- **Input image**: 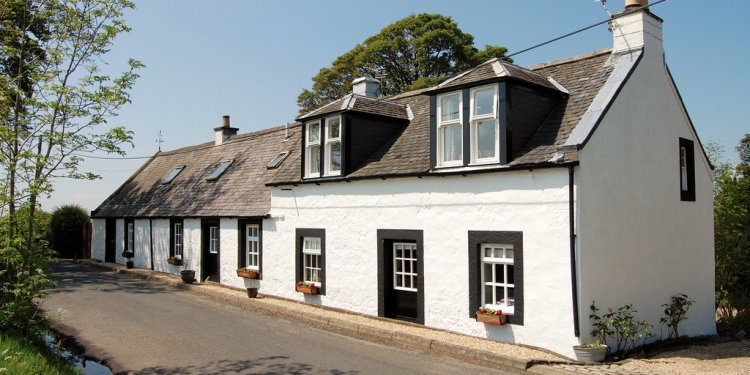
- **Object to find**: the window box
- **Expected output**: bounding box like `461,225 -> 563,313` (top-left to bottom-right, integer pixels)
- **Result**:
476,307 -> 507,325
167,257 -> 183,266
295,281 -> 319,295
236,268 -> 260,279
121,251 -> 134,259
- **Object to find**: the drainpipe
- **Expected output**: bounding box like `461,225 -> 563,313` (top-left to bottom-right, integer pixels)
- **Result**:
569,165 -> 580,337
149,219 -> 154,270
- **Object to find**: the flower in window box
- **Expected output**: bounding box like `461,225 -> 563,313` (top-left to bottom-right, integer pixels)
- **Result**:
236,268 -> 260,279
476,306 -> 507,325
167,256 -> 183,266
295,281 -> 319,295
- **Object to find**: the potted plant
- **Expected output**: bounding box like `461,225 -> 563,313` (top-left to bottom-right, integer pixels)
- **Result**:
295,281 -> 318,295
121,251 -> 134,269
167,256 -> 183,266
475,306 -> 507,325
246,287 -> 258,298
573,340 -> 608,363
236,267 -> 260,279
179,259 -> 195,284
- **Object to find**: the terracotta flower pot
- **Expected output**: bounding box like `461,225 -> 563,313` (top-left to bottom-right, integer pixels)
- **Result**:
475,311 -> 507,325
295,283 -> 318,295
236,269 -> 260,279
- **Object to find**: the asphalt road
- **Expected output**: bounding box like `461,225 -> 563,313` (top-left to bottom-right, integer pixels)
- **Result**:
43,263 -> 511,374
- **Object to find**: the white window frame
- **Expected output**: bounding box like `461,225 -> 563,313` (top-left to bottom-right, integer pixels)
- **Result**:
393,242 -> 418,292
480,243 -> 515,315
324,116 -> 342,176
470,84 -> 499,165
680,145 -> 689,192
436,91 -> 463,167
305,120 -> 321,178
126,222 -> 134,252
302,237 -> 322,285
173,222 -> 183,259
245,224 -> 260,270
209,226 -> 219,254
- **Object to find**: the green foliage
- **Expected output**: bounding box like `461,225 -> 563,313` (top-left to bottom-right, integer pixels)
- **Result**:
0,332 -> 78,375
711,134 -> 750,335
49,204 -> 89,258
660,293 -> 695,340
590,302 -> 653,358
297,13 -> 510,114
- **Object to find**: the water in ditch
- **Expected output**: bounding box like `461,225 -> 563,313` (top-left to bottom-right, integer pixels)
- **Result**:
44,332 -> 112,375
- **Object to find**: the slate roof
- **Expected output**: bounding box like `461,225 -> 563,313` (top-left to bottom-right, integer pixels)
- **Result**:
429,58 -> 560,93
269,48 -> 616,185
92,124 -> 300,218
297,93 -> 410,122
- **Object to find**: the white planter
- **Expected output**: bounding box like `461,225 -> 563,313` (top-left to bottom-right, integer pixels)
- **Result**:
573,345 -> 607,362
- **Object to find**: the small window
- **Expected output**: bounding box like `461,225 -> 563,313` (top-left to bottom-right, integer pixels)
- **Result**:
305,121 -> 321,178
170,219 -> 183,259
325,116 -> 341,176
267,152 -> 289,169
161,166 -> 185,185
393,242 -> 418,291
126,220 -> 134,252
436,92 -> 463,167
303,237 -> 322,285
245,224 -> 260,270
481,244 -> 515,315
209,226 -> 219,253
470,85 -> 499,164
207,159 -> 233,181
679,138 -> 695,201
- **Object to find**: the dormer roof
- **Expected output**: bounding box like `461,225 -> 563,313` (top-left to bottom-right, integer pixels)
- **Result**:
297,94 -> 410,122
426,58 -> 563,94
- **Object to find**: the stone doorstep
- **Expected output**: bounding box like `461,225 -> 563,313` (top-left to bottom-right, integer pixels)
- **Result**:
78,260 -> 547,372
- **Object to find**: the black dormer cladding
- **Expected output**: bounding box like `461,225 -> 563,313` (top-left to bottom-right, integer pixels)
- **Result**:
508,84 -> 562,159
345,113 -> 409,174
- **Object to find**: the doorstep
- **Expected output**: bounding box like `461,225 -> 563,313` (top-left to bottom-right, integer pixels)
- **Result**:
73,259 -> 571,373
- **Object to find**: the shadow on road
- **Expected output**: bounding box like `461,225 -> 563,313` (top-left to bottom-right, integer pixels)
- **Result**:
131,355 -> 360,375
49,262 -> 178,296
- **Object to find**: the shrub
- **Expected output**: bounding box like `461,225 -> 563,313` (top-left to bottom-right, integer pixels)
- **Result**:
49,205 -> 89,259
660,293 -> 695,339
590,302 -> 653,358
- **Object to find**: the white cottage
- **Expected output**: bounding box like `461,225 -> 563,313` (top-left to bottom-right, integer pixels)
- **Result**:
91,1 -> 715,357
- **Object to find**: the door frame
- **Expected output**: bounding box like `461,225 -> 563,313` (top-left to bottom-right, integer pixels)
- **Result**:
201,219 -> 221,282
104,218 -> 116,263
377,229 -> 424,324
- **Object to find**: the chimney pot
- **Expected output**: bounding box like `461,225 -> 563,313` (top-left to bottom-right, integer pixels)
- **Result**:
222,115 -> 230,128
214,115 -> 238,146
625,0 -> 648,9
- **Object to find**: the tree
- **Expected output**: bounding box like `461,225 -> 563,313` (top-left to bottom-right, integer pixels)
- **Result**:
49,204 -> 88,259
297,13 -> 511,114
0,0 -> 140,336
712,134 -> 750,334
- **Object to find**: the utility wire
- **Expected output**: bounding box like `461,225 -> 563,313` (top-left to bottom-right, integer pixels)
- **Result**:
507,0 -> 667,58
73,153 -> 152,160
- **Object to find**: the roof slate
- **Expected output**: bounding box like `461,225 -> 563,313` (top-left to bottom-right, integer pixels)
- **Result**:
432,58 -> 560,92
297,94 -> 409,121
92,124 -> 300,218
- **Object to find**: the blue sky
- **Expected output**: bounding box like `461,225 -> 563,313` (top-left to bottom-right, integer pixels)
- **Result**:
41,0 -> 750,211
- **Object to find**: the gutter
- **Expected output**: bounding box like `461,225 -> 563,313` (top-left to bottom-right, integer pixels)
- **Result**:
568,165 -> 580,337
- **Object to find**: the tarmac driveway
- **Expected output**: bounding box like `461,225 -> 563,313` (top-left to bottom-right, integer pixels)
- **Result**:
42,262 -> 511,374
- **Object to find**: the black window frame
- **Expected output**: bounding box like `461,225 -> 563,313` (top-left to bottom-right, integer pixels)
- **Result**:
468,230 -> 524,325
169,218 -> 184,258
679,137 -> 696,202
238,219 -> 263,278
295,228 -> 326,295
377,229 -> 425,325
124,218 -> 135,253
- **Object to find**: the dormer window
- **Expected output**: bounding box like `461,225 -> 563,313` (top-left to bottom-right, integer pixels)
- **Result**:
437,92 -> 463,167
161,165 -> 185,185
325,116 -> 341,176
305,120 -> 321,178
207,159 -> 233,181
470,85 -> 499,164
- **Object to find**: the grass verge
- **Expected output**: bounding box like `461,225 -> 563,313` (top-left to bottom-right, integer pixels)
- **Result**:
0,332 -> 78,375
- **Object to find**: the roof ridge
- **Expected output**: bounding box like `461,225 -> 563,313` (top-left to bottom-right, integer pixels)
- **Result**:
527,48 -> 612,71
157,123 -> 300,156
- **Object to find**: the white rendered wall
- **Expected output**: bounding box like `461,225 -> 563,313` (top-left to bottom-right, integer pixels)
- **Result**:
266,169 -> 578,355
151,219 -> 179,274
183,219 -> 201,280
576,47 -> 716,345
114,219 -> 125,265
134,219 -> 151,269
91,219 -> 105,261
219,218 -> 239,285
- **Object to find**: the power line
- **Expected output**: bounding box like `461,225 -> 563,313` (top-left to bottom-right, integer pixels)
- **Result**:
73,153 -> 152,160
507,0 -> 667,58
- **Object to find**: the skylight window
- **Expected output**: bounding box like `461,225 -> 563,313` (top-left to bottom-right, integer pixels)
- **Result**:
267,151 -> 289,169
161,165 -> 185,185
207,159 -> 233,181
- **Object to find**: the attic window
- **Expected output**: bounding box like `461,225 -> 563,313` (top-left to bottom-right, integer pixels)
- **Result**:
161,165 -> 185,185
267,152 -> 289,169
207,159 -> 233,181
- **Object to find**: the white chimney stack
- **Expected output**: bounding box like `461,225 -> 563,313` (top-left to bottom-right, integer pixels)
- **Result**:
214,115 -> 238,146
611,0 -> 663,56
352,77 -> 380,98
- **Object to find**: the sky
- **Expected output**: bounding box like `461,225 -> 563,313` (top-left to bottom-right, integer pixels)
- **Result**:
41,0 -> 750,212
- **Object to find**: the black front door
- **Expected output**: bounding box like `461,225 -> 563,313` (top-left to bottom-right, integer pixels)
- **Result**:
385,241 -> 418,322
105,219 -> 116,262
201,220 -> 220,282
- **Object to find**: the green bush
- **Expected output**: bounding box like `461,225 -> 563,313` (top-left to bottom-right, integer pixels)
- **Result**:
49,205 -> 89,259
